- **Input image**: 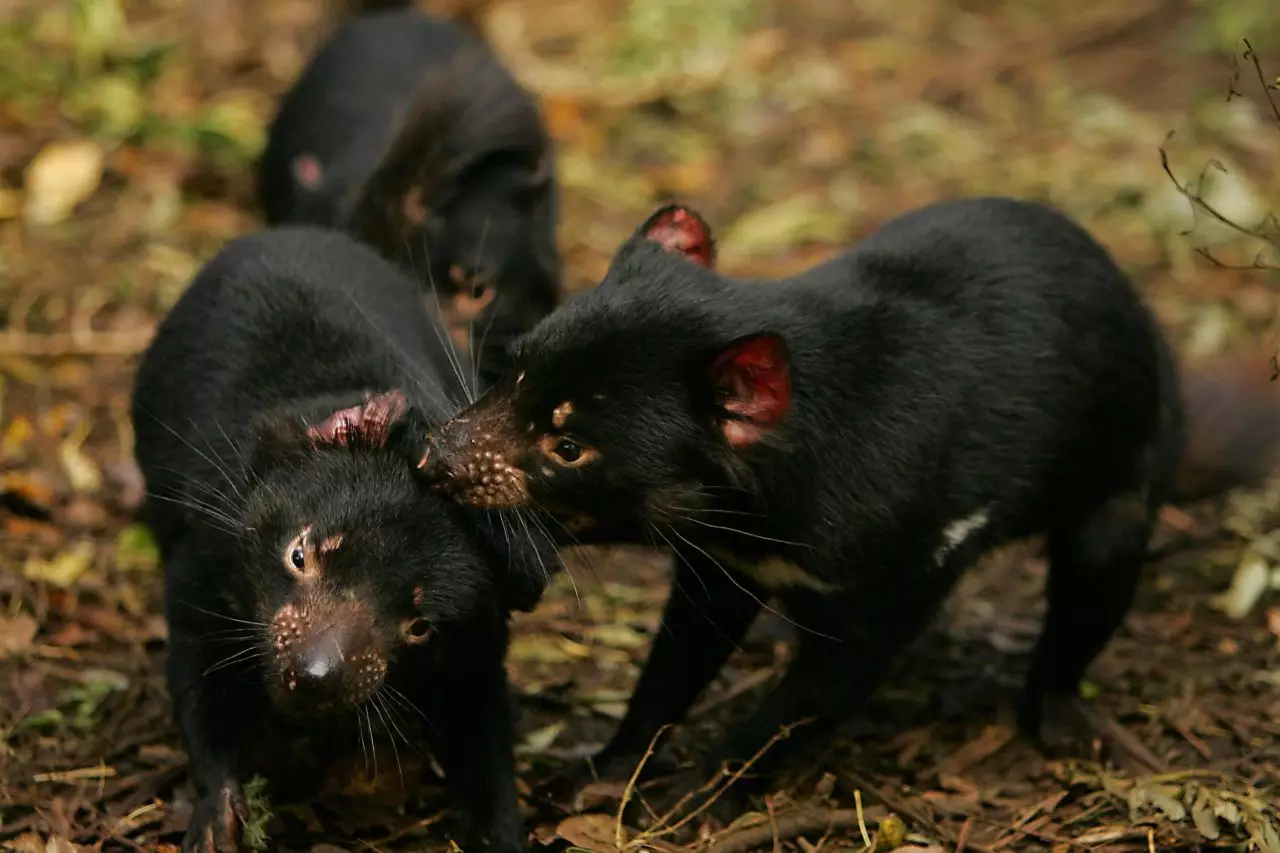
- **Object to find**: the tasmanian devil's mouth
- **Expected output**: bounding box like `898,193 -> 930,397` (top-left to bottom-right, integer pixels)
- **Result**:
269,598 -> 387,717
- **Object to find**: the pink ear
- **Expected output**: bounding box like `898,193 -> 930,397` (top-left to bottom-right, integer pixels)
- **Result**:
639,204 -> 716,268
708,333 -> 791,448
292,153 -> 324,190
308,389 -> 408,449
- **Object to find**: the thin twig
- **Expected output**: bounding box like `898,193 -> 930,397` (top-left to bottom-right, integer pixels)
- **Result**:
633,720 -> 810,846
616,724 -> 674,850
1240,38 -> 1280,127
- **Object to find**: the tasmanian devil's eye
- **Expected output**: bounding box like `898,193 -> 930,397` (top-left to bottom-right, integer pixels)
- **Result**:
404,617 -> 434,644
283,527 -> 317,578
538,434 -> 597,468
554,439 -> 583,463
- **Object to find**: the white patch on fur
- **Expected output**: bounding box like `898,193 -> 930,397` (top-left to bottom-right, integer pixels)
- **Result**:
933,506 -> 992,566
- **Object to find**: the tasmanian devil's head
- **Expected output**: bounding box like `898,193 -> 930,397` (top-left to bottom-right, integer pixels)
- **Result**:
413,204 -> 796,538
229,390 -> 552,722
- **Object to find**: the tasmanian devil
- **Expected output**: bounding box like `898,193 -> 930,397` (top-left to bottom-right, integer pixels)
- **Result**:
410,196 -> 1280,807
257,0 -> 561,371
130,226 -> 556,853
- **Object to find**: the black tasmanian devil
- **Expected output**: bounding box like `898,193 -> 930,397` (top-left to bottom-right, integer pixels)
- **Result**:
410,196 -> 1280,803
131,227 -> 556,853
258,0 -> 561,368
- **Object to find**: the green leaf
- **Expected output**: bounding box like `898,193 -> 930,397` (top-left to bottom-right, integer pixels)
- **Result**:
114,523 -> 159,572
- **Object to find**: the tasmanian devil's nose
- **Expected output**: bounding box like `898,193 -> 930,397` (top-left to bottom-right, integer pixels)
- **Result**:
417,434 -> 465,492
291,625 -> 355,703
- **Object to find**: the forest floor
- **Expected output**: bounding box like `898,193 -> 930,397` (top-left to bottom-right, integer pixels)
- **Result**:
1,0 -> 1279,850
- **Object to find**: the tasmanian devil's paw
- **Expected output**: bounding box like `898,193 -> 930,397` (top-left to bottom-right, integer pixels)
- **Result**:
1020,692 -> 1102,760
183,778 -> 247,853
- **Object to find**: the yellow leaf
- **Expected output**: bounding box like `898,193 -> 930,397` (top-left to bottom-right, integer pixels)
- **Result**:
23,140 -> 106,226
24,540 -> 96,588
58,419 -> 102,494
516,721 -> 565,755
508,634 -> 592,664
0,188 -> 21,220
718,193 -> 849,263
583,623 -> 648,650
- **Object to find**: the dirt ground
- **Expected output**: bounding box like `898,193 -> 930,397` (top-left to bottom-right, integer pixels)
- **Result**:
1,0 -> 1279,851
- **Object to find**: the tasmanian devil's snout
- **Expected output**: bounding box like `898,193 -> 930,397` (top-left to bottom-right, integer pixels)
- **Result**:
416,415 -> 531,509
269,596 -> 387,715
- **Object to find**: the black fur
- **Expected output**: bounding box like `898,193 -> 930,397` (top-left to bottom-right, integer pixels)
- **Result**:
131,227 -> 554,852
415,196 -> 1187,802
258,8 -> 561,372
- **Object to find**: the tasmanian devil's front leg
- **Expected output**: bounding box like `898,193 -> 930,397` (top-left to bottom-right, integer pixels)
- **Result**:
169,642 -> 255,853
587,548 -> 768,781
412,620 -> 525,853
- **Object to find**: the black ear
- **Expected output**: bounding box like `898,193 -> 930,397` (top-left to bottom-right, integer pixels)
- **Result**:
471,510 -> 554,613
636,203 -> 717,269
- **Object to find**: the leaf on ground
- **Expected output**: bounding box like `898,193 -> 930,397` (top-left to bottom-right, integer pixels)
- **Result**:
0,472 -> 56,514
718,193 -> 849,263
516,721 -> 566,756
508,633 -> 592,664
931,723 -> 1014,777
5,833 -> 46,853
0,613 -> 38,656
24,539 -> 96,588
58,419 -> 102,494
0,187 -> 20,219
114,523 -> 159,572
43,837 -> 83,853
584,623 -> 649,650
1210,551 -> 1272,619
1147,784 -> 1187,822
1265,606 -> 1280,643
1,415 -> 37,457
1190,788 -> 1222,840
22,139 -> 106,226
555,813 -> 620,852
197,91 -> 268,161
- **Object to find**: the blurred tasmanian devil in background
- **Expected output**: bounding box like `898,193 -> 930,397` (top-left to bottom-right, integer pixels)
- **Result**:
258,0 -> 562,379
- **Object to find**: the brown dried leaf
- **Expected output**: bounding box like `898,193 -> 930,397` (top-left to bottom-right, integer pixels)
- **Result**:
44,837 -> 84,853
5,833 -> 46,853
0,613 -> 38,656
555,813 -> 620,852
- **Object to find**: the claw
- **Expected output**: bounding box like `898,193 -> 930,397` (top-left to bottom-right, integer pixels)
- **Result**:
183,778 -> 246,853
